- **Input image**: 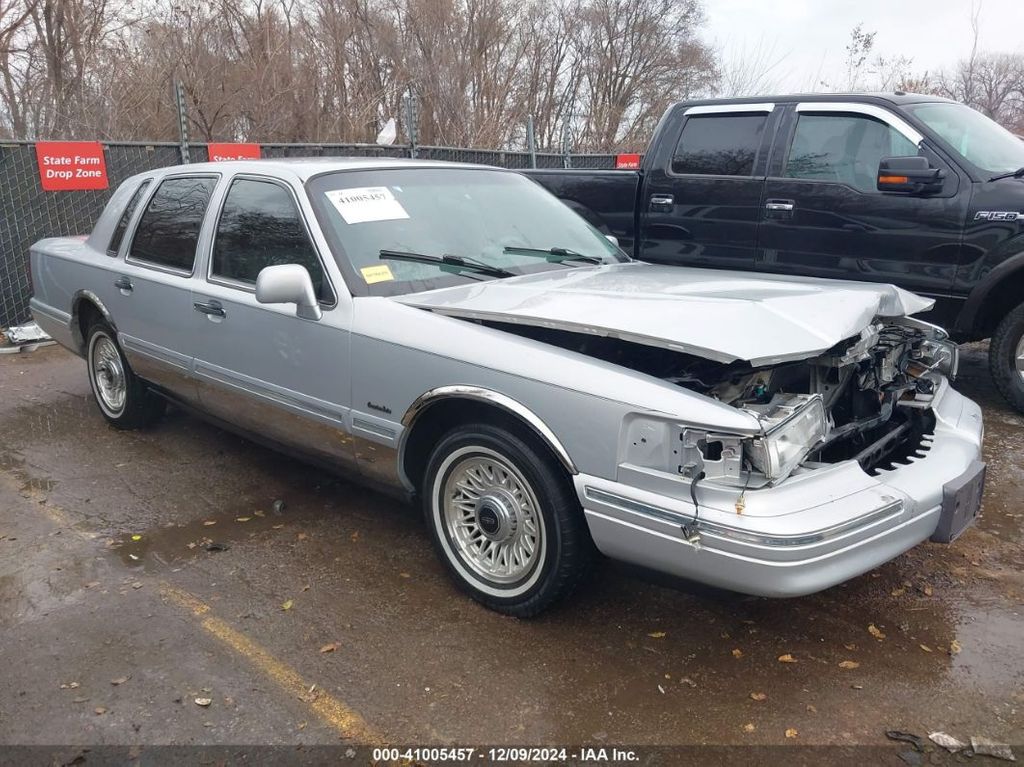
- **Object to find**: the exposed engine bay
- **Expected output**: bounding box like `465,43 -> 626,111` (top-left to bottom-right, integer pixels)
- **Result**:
482,318 -> 958,486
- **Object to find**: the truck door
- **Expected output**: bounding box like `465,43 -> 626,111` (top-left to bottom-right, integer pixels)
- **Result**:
637,103 -> 777,271
757,103 -> 968,308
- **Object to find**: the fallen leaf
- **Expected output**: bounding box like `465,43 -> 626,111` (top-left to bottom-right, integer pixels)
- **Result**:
253,510 -> 265,517
806,704 -> 817,714
843,643 -> 857,651
297,721 -> 307,730
110,676 -> 130,685
777,653 -> 798,663
890,587 -> 906,597
785,728 -> 798,739
731,648 -> 744,659
319,643 -> 338,654
72,696 -> 89,703
281,599 -> 293,611
680,677 -> 697,688
868,624 -> 886,640
350,531 -> 360,542
838,660 -> 860,669
657,684 -> 665,694
235,517 -> 251,523
202,520 -> 216,526
750,692 -> 767,701
94,706 -> 107,715
297,533 -> 308,541
194,697 -> 212,707
130,534 -> 142,541
949,639 -> 962,655
69,682 -> 80,689
399,572 -> 411,579
742,723 -> 756,733
920,584 -> 933,597
919,644 -> 933,653
131,582 -> 142,590
272,524 -> 284,530
648,631 -> 666,639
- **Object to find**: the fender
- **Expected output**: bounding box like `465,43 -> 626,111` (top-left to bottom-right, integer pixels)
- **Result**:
398,385 -> 578,491
70,289 -> 117,352
956,249 -> 1024,336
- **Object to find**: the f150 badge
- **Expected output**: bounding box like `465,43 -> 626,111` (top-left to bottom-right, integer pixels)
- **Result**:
975,211 -> 1023,221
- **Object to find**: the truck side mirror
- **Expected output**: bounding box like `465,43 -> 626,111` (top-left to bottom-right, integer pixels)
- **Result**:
255,264 -> 322,321
877,156 -> 945,195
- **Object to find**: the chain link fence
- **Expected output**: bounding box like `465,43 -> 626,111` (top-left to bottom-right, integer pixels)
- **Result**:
0,141 -> 622,329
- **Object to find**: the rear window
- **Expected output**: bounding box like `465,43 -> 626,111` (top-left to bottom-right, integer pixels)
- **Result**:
107,180 -> 150,256
129,176 -> 217,272
672,113 -> 768,176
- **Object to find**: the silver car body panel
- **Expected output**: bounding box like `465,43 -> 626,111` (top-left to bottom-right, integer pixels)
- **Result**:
395,262 -> 934,366
29,158 -> 985,599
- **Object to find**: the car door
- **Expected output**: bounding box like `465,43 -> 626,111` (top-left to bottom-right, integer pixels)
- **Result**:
757,102 -> 968,301
112,174 -> 219,405
189,174 -> 357,471
637,103 -> 778,271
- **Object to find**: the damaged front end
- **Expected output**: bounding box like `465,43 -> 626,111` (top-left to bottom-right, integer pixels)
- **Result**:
636,318 -> 958,488
485,316 -> 959,489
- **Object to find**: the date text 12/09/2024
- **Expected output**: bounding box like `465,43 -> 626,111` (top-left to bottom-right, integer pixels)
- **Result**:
372,747 -> 640,762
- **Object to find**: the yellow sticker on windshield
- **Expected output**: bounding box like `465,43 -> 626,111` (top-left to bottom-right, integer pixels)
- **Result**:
360,264 -> 395,284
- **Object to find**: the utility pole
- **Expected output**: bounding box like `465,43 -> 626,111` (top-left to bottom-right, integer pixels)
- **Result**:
526,115 -> 537,169
403,89 -> 419,159
174,80 -> 190,165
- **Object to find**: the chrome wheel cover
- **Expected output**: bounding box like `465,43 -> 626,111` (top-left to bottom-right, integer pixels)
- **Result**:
439,447 -> 545,588
1016,333 -> 1024,383
90,333 -> 127,416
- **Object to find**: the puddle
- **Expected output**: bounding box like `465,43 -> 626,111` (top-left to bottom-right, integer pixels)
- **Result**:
107,502 -> 294,572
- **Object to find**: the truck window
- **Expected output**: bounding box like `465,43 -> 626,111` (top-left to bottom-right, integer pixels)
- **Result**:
785,113 -> 919,192
672,114 -> 768,176
107,180 -> 151,257
129,176 -> 217,272
211,178 -> 331,301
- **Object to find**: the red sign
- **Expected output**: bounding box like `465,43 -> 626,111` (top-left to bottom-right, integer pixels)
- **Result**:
615,153 -> 642,170
35,142 -> 109,191
207,143 -> 261,162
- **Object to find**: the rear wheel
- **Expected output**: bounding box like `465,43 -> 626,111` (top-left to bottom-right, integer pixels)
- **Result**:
86,320 -> 165,429
989,303 -> 1024,413
422,423 -> 592,616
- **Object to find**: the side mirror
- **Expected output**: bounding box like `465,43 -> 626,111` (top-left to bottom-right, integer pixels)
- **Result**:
877,156 -> 945,195
605,234 -> 619,247
255,264 -> 322,321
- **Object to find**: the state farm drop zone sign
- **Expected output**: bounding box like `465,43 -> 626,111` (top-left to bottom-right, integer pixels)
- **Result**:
35,142 -> 109,191
207,143 -> 261,162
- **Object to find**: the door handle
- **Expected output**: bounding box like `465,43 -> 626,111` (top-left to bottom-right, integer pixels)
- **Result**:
649,194 -> 675,212
193,300 -> 226,318
114,277 -> 133,293
764,199 -> 795,219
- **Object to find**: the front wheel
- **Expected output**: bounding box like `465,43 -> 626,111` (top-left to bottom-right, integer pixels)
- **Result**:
423,423 -> 592,617
989,302 -> 1024,413
86,320 -> 165,429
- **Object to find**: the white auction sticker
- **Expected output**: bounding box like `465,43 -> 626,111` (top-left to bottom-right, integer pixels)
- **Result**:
325,186 -> 410,224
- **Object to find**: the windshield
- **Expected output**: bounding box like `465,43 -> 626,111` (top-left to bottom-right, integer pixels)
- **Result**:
306,167 -> 626,296
906,101 -> 1024,176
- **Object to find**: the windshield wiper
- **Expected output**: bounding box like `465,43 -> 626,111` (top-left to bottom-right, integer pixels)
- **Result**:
988,166 -> 1024,182
502,246 -> 603,264
379,249 -> 515,278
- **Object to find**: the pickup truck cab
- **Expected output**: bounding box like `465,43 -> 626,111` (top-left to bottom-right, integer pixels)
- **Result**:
526,93 -> 1024,412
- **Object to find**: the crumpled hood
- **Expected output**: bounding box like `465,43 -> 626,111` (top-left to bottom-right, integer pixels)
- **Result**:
394,262 -> 934,366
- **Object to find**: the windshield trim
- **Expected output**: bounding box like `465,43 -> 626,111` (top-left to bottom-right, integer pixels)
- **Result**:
304,166 -> 625,297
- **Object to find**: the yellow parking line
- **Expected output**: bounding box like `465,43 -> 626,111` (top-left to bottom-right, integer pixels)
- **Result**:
161,583 -> 383,744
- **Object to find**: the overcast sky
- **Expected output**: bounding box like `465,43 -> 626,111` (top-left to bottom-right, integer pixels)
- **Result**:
701,0 -> 1024,92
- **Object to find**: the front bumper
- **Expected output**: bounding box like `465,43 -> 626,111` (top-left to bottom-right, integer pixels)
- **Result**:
576,376 -> 984,597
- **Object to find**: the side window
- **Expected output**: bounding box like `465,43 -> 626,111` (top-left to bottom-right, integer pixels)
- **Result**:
212,178 -> 330,301
107,180 -> 151,256
129,176 -> 217,271
672,114 -> 768,176
785,113 -> 920,192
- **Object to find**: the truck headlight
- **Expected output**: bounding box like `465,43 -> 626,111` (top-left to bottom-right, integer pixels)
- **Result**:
745,394 -> 827,482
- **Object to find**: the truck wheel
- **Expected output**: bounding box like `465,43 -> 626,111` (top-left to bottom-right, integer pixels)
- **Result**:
86,320 -> 165,429
990,303 -> 1024,413
422,423 -> 592,616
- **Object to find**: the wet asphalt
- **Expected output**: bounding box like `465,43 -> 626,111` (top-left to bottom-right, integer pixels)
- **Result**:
0,343 -> 1021,755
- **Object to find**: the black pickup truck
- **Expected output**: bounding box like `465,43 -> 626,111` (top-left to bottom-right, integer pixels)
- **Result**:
526,93 -> 1024,412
